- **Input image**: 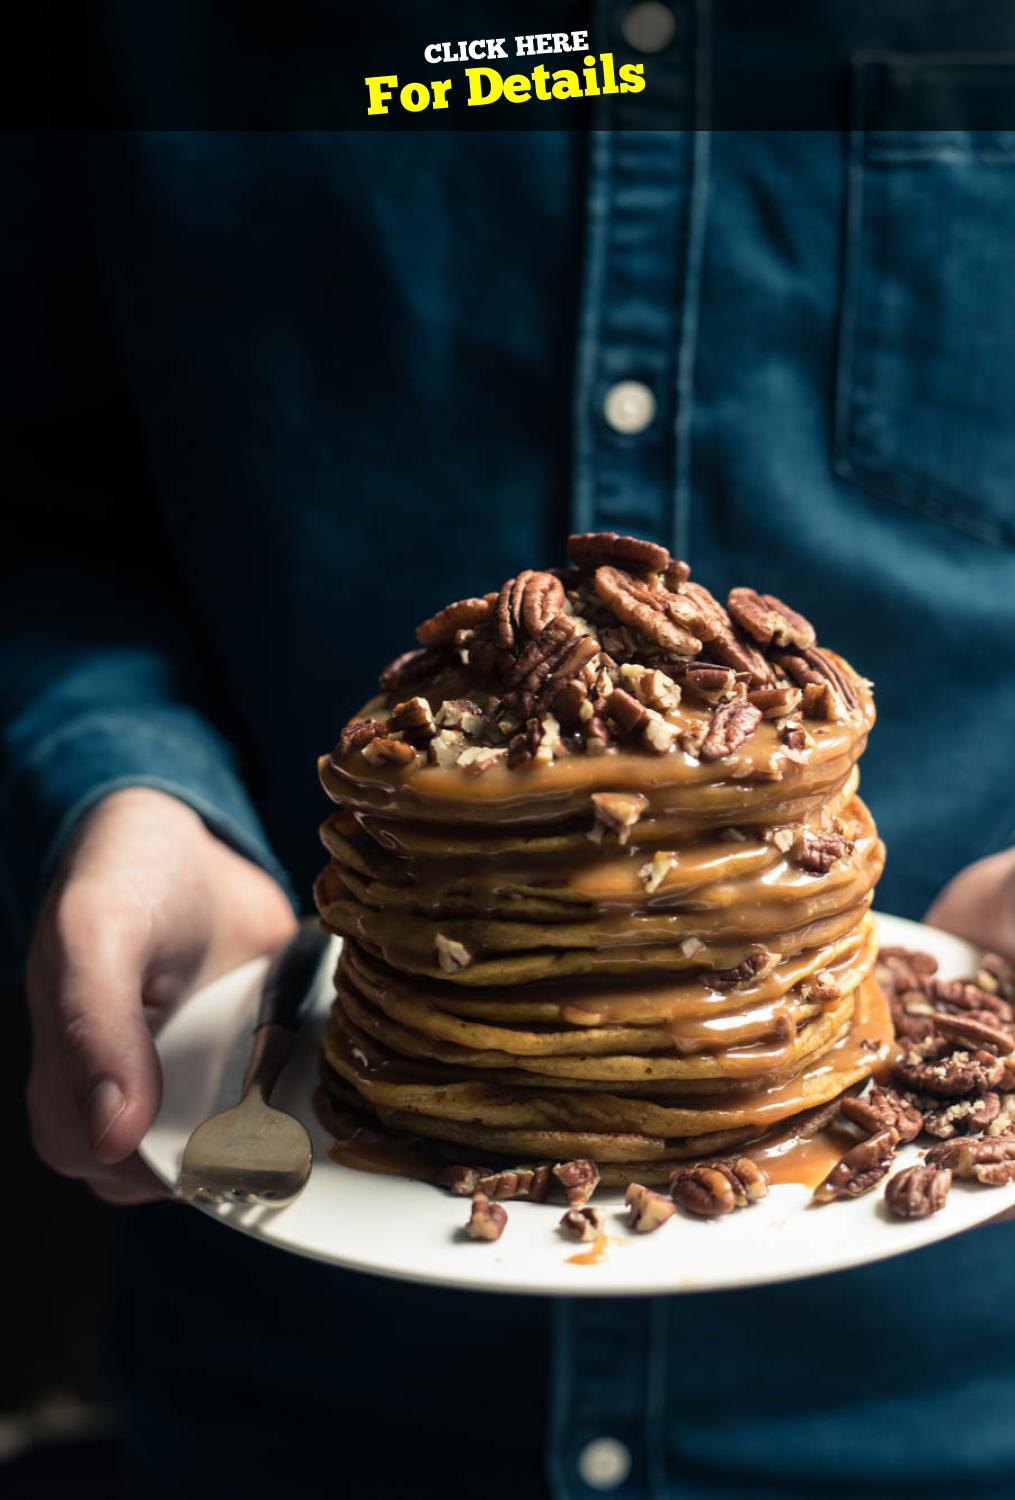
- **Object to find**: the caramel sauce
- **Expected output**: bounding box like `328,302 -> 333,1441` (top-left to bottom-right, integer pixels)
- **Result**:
752,1124 -> 858,1189
566,1232 -> 618,1266
328,1132 -> 440,1183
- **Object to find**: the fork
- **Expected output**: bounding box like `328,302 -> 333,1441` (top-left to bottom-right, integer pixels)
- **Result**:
176,922 -> 328,1208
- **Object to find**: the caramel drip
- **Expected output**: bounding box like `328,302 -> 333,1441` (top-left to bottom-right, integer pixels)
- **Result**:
566,1232 -> 614,1265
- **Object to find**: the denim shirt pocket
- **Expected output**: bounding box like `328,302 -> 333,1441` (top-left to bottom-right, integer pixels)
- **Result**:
834,56 -> 1015,546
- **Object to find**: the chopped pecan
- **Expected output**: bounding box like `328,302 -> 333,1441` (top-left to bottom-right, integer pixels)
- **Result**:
884,1164 -> 952,1219
926,1135 -> 1015,1184
428,728 -> 467,767
389,696 -> 436,744
477,1165 -> 551,1202
618,663 -> 682,713
590,791 -> 649,844
361,736 -> 418,768
797,831 -> 853,874
639,851 -> 678,895
594,566 -> 702,658
553,1158 -> 601,1208
552,679 -> 589,732
379,645 -> 454,694
559,1205 -> 605,1241
988,1094 -> 1015,1133
437,1164 -> 495,1196
465,1193 -> 507,1241
625,1183 -> 677,1232
923,1092 -> 1001,1139
568,531 -> 670,573
583,715 -> 612,755
799,969 -> 841,1005
338,718 -> 380,756
812,1129 -> 897,1203
895,1045 -> 1006,1098
435,934 -> 474,974
748,684 -> 803,719
605,687 -> 649,737
675,662 -> 740,704
457,746 -> 508,774
709,948 -> 779,991
699,701 -> 762,762
727,587 -> 816,650
840,1086 -> 924,1143
932,1012 -> 1014,1055
417,596 -> 492,647
507,717 -> 543,768
670,1164 -> 738,1217
780,720 -> 811,752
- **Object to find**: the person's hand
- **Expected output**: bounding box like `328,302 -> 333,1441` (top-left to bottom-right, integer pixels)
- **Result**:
925,846 -> 1015,960
25,788 -> 297,1204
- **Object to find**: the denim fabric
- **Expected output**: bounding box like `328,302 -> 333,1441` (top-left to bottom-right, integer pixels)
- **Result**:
4,7 -> 1015,1498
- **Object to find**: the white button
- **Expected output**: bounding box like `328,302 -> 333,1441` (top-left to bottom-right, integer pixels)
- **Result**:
578,1436 -> 632,1490
621,2 -> 677,52
603,380 -> 656,435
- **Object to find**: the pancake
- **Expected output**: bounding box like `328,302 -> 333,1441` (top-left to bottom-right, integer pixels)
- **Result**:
313,533 -> 889,1187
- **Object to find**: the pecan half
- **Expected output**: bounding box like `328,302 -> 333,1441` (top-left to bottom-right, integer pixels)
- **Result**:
494,570 -> 531,650
797,831 -> 853,874
465,1193 -> 507,1241
923,1092 -> 1001,1139
670,1164 -> 738,1217
812,1129 -> 897,1203
553,1158 -> 601,1208
594,566 -> 702,658
560,1206 -> 606,1241
895,1045 -> 1006,1098
568,531 -> 670,573
884,1164 -> 952,1219
338,718 -> 380,756
775,647 -> 859,718
720,1157 -> 770,1203
926,1136 -> 1015,1184
477,1165 -> 551,1202
840,1086 -> 924,1143
379,646 -> 453,694
699,701 -> 762,762
417,596 -> 492,647
930,979 -> 1014,1027
727,587 -> 816,650
932,1012 -> 1014,1055
981,952 -> 1015,1004
625,1182 -> 677,1232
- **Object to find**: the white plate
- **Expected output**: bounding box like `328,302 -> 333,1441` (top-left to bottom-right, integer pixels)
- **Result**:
139,913 -> 1015,1296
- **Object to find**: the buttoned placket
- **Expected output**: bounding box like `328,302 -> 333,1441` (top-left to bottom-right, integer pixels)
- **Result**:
556,2 -> 711,1496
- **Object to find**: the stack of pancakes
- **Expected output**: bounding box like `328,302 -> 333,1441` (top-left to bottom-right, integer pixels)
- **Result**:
315,534 -> 888,1185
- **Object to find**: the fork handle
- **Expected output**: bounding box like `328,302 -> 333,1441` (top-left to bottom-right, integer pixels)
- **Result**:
242,923 -> 328,1100
241,1022 -> 297,1101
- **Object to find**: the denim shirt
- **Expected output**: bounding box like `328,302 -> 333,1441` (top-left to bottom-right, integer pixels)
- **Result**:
5,8 -> 1015,1498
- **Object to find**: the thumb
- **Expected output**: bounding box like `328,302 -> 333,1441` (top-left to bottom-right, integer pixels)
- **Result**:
50,932 -> 164,1167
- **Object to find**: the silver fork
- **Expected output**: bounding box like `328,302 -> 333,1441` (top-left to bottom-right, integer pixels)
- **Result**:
177,923 -> 328,1208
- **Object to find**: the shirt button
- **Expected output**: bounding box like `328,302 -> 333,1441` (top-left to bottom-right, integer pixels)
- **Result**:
578,1436 -> 632,1490
621,2 -> 677,52
603,380 -> 656,435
